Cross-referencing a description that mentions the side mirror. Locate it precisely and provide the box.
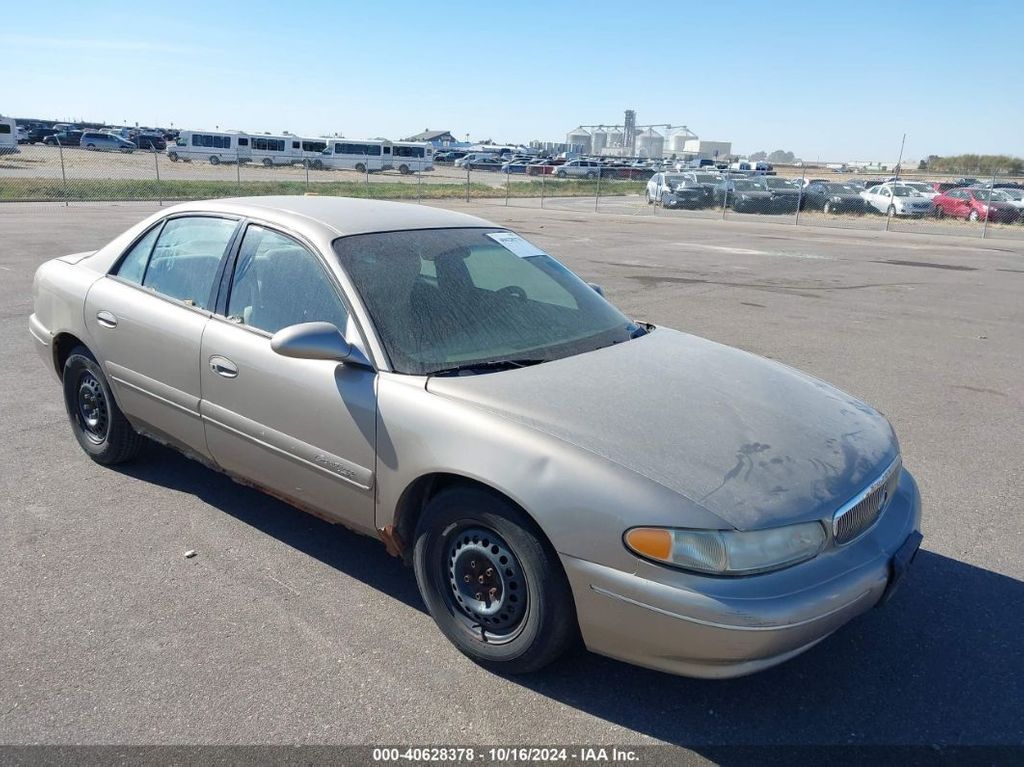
[271,322,370,367]
[587,282,605,297]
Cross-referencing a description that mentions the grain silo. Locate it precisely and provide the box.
[565,127,592,154]
[637,128,664,159]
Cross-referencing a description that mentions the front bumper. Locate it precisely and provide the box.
[28,313,55,378]
[562,469,922,678]
[662,194,706,209]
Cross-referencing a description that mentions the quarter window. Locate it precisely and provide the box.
[226,226,348,335]
[114,225,162,284]
[142,217,237,308]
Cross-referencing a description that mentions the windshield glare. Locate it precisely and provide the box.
[333,228,640,375]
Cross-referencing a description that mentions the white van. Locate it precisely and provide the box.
[168,130,250,164]
[390,141,434,173]
[315,139,392,172]
[0,116,19,156]
[284,136,329,166]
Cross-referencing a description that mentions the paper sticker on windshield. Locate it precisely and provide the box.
[486,232,547,259]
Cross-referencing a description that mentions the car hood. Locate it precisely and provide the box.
[426,328,898,531]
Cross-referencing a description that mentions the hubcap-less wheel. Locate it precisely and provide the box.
[444,526,527,641]
[77,371,109,445]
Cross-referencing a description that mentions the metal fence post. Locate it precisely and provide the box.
[982,169,996,239]
[795,164,806,226]
[505,166,511,207]
[304,159,310,192]
[417,167,422,205]
[236,149,241,189]
[57,138,69,207]
[594,167,602,212]
[540,169,545,209]
[153,148,162,206]
[722,181,729,221]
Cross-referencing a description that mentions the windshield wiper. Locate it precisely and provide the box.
[429,358,546,377]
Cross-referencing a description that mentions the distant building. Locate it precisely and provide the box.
[403,129,457,147]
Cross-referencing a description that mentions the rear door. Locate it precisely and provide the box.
[198,223,377,532]
[84,215,241,457]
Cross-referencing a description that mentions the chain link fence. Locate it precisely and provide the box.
[2,140,1023,241]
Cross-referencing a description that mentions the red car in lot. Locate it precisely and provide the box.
[932,187,1021,223]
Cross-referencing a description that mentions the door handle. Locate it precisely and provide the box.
[96,310,118,329]
[209,355,238,379]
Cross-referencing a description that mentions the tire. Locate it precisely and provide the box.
[262,158,273,167]
[168,151,179,162]
[968,210,979,222]
[312,159,323,170]
[62,346,143,465]
[887,205,897,217]
[85,144,96,150]
[413,486,578,674]
[584,171,596,179]
[645,192,652,205]
[555,170,566,178]
[355,163,366,174]
[209,155,220,165]
[399,164,410,175]
[823,201,832,214]
[934,206,944,219]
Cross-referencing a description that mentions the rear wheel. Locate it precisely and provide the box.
[355,163,366,174]
[934,206,944,219]
[399,164,411,175]
[584,171,596,179]
[209,155,220,165]
[62,347,143,465]
[968,210,980,222]
[413,486,577,674]
[887,205,897,217]
[168,151,179,162]
[262,158,274,167]
[312,159,323,170]
[823,201,833,214]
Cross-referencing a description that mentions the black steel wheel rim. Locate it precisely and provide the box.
[442,526,528,643]
[76,371,109,444]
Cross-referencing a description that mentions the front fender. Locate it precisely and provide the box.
[374,374,728,572]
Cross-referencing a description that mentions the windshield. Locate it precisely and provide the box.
[663,175,687,186]
[732,180,759,191]
[903,183,932,191]
[691,173,718,183]
[763,177,797,189]
[824,184,857,193]
[889,187,918,197]
[334,228,640,375]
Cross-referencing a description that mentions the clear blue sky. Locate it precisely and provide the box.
[5,0,1022,161]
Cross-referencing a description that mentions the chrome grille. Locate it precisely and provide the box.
[833,457,902,545]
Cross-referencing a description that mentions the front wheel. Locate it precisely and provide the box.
[62,347,143,465]
[413,486,578,674]
[262,158,274,167]
[355,163,366,174]
[823,201,832,214]
[168,151,178,162]
[399,164,411,175]
[968,210,980,222]
[209,155,220,165]
[934,206,944,219]
[887,205,897,217]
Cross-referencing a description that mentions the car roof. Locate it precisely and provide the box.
[162,196,495,238]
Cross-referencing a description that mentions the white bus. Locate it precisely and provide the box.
[168,130,250,164]
[390,141,434,173]
[283,136,329,166]
[0,116,19,156]
[315,139,392,172]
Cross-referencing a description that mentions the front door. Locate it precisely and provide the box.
[198,223,377,533]
[84,214,240,457]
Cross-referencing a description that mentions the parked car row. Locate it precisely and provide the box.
[39,129,138,152]
[642,172,1023,223]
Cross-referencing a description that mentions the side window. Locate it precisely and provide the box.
[142,217,237,308]
[114,224,162,284]
[226,226,348,335]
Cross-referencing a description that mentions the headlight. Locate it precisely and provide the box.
[624,522,826,576]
